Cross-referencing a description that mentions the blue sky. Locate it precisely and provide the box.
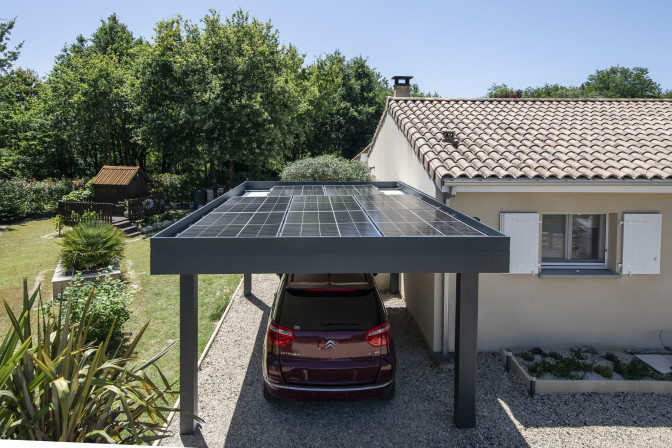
[3,0,671,97]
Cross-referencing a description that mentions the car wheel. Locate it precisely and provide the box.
[380,380,395,400]
[263,384,279,402]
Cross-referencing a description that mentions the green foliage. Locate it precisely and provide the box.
[49,272,131,346]
[517,351,535,362]
[0,177,71,223]
[0,279,180,443]
[525,352,594,380]
[488,65,667,99]
[594,364,613,379]
[68,210,99,225]
[0,18,22,74]
[280,155,371,182]
[150,173,202,204]
[604,352,663,380]
[59,221,125,271]
[582,66,662,98]
[52,214,64,235]
[61,179,94,201]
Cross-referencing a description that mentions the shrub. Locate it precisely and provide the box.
[151,173,203,204]
[61,179,94,202]
[594,364,614,379]
[59,221,125,271]
[52,214,65,235]
[0,279,182,443]
[0,177,72,223]
[280,155,371,182]
[50,272,132,346]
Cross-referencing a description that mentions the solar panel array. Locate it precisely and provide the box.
[281,196,380,237]
[268,184,382,196]
[178,188,484,238]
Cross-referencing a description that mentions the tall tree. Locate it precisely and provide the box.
[198,9,303,194]
[0,18,22,74]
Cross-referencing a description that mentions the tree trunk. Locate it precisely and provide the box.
[210,158,218,199]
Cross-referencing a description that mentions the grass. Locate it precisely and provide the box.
[0,218,241,386]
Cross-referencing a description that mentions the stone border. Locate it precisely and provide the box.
[501,349,672,395]
[51,259,121,299]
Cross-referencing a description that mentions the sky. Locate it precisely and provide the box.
[3,0,671,97]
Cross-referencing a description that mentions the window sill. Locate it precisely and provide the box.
[539,269,621,279]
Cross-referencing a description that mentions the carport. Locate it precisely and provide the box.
[150,181,509,434]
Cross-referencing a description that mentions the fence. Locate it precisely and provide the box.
[126,194,166,222]
[57,201,114,225]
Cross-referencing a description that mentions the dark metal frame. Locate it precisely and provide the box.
[150,181,510,434]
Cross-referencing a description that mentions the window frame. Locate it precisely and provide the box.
[541,213,607,270]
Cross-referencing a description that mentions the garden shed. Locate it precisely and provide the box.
[91,165,151,203]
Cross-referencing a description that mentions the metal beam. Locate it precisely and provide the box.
[180,274,198,435]
[244,273,252,296]
[454,273,479,428]
[390,273,399,294]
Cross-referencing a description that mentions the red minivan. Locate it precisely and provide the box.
[262,273,395,401]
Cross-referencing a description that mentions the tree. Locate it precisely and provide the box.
[582,66,662,98]
[198,9,303,194]
[0,18,22,74]
[39,14,142,176]
[488,66,667,99]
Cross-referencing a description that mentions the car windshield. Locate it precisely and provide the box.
[277,289,382,331]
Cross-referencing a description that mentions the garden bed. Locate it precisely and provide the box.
[502,348,672,395]
[51,258,121,299]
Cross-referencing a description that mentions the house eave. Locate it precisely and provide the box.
[440,177,672,194]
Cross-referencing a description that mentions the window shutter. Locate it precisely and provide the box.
[622,213,662,275]
[500,213,540,274]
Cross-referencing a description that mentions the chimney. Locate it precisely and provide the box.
[392,75,413,97]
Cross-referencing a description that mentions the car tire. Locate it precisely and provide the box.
[379,380,395,400]
[263,384,279,402]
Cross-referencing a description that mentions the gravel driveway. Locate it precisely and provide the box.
[160,274,672,448]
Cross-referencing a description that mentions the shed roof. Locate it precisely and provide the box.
[92,166,149,186]
[373,98,672,185]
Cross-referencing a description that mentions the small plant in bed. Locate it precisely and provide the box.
[49,272,132,347]
[59,221,125,271]
[526,352,594,380]
[518,351,535,362]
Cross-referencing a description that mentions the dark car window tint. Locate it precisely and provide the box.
[277,290,382,331]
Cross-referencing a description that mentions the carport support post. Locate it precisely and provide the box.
[390,273,399,294]
[244,273,252,296]
[454,272,479,428]
[180,274,198,435]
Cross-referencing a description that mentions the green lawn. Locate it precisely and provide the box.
[0,219,241,386]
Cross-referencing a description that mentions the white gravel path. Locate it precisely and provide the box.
[160,274,672,448]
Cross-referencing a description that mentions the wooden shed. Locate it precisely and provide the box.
[91,166,150,204]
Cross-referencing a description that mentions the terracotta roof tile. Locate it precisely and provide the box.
[377,98,672,181]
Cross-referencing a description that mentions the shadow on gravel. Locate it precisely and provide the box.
[222,302,529,447]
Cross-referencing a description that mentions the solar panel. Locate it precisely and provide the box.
[268,185,325,196]
[179,196,290,238]
[354,194,483,237]
[178,190,483,238]
[280,195,380,237]
[324,185,382,196]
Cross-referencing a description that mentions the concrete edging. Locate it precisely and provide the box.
[153,275,244,446]
[501,349,672,395]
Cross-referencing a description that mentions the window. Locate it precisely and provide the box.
[541,214,605,267]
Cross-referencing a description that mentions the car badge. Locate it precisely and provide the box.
[323,340,336,349]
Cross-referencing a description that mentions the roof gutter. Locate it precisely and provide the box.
[440,177,672,194]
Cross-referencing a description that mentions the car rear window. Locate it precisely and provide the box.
[277,290,383,332]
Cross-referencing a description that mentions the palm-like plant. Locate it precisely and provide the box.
[59,221,125,271]
[0,280,187,443]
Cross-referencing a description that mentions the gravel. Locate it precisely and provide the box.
[160,274,672,448]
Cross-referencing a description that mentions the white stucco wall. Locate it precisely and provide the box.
[367,115,438,197]
[451,191,672,352]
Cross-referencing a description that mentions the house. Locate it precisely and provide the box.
[366,83,672,354]
[91,165,151,204]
